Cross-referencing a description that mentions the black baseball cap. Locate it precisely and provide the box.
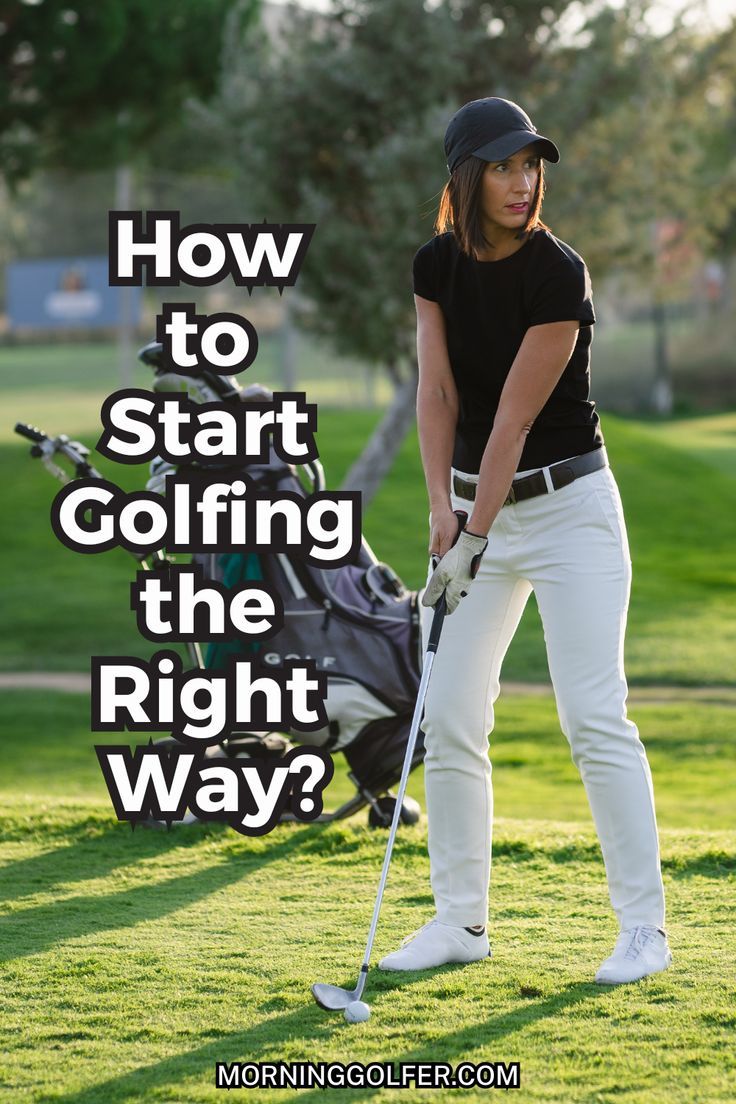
[444,97,560,175]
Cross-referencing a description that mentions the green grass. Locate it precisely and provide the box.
[5,403,734,684]
[0,337,390,441]
[645,410,736,481]
[1,834,735,1100]
[3,814,735,1104]
[1,689,735,1103]
[3,384,735,1100]
[363,408,736,685]
[1,690,733,831]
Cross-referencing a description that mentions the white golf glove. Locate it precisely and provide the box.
[422,529,488,615]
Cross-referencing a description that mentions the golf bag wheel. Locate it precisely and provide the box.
[367,794,421,829]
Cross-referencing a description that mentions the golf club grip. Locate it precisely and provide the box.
[15,422,46,443]
[429,509,467,574]
[453,508,468,533]
[426,593,446,652]
[426,508,468,635]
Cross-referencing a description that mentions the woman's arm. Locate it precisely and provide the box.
[466,320,580,535]
[415,293,463,556]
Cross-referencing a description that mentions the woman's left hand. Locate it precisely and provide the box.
[422,529,488,614]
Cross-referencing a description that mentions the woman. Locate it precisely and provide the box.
[379,97,671,985]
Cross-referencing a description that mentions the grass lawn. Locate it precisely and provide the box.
[0,337,389,440]
[2,362,735,1101]
[2,401,735,684]
[0,690,734,1103]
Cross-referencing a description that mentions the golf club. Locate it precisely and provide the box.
[311,511,469,1016]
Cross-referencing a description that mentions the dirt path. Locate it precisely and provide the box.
[2,672,735,705]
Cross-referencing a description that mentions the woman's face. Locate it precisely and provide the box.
[479,144,541,238]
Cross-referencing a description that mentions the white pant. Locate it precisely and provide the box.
[421,458,666,931]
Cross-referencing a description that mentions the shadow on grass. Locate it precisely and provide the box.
[37,980,608,1104]
[0,827,618,929]
[0,822,223,903]
[0,824,316,964]
[662,851,736,877]
[0,816,607,907]
[0,808,379,900]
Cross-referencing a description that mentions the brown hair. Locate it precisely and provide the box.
[435,151,549,259]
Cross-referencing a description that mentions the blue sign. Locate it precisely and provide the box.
[6,256,142,330]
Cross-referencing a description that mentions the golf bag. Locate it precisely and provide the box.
[141,343,426,824]
[193,453,424,812]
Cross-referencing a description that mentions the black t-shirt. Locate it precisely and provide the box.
[413,227,604,472]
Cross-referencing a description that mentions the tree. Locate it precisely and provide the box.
[0,0,254,183]
[543,5,736,410]
[208,0,736,494]
[210,0,580,499]
[543,6,735,270]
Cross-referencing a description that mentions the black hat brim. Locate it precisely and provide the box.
[472,129,560,165]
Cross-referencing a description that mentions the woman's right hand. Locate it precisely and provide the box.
[429,502,464,558]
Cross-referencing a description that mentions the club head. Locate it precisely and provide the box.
[311,983,360,1011]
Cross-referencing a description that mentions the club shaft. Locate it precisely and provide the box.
[354,599,445,998]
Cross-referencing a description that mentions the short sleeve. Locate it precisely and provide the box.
[527,258,595,328]
[412,242,438,301]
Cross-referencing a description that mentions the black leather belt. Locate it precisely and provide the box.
[453,448,608,506]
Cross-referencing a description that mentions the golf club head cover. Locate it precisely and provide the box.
[422,520,488,615]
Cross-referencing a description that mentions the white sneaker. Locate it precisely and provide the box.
[594,926,672,985]
[378,919,491,971]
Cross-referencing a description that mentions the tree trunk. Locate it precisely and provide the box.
[280,294,297,390]
[339,368,418,506]
[651,297,673,415]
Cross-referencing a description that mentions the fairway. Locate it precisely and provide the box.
[3,396,736,685]
[2,377,734,1102]
[1,686,734,1103]
[1,751,734,1103]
